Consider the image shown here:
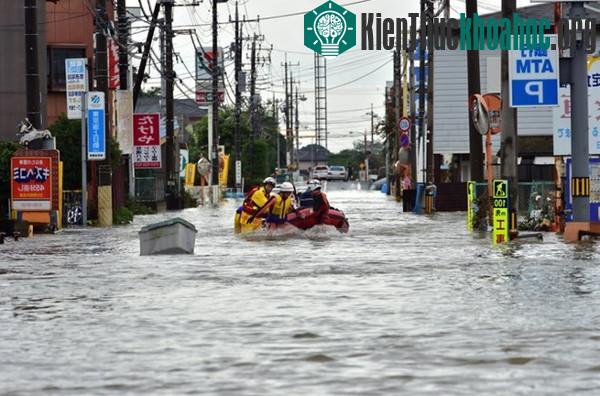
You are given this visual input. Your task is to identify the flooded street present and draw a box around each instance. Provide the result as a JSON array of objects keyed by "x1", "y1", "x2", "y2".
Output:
[{"x1": 2, "y1": 186, "x2": 600, "y2": 395}]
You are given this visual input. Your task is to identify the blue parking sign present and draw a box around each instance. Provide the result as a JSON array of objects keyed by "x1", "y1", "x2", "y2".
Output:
[
  {"x1": 87, "y1": 92, "x2": 106, "y2": 160},
  {"x1": 509, "y1": 35, "x2": 559, "y2": 108}
]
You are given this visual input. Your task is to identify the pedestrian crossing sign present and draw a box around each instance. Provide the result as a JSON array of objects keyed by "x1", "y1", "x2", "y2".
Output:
[{"x1": 493, "y1": 180, "x2": 508, "y2": 199}]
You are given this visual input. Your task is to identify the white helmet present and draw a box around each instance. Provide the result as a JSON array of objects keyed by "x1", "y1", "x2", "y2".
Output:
[
  {"x1": 308, "y1": 179, "x2": 321, "y2": 191},
  {"x1": 280, "y1": 182, "x2": 294, "y2": 193},
  {"x1": 263, "y1": 177, "x2": 276, "y2": 186}
]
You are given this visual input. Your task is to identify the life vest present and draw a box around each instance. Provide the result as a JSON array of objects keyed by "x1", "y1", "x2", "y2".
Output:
[
  {"x1": 242, "y1": 186, "x2": 269, "y2": 214},
  {"x1": 270, "y1": 193, "x2": 293, "y2": 220}
]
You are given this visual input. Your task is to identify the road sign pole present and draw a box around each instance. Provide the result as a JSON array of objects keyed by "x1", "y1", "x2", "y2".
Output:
[{"x1": 81, "y1": 92, "x2": 87, "y2": 227}]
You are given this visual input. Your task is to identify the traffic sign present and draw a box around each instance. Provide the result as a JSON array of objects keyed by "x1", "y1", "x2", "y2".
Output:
[
  {"x1": 509, "y1": 34, "x2": 559, "y2": 107},
  {"x1": 398, "y1": 116, "x2": 411, "y2": 133},
  {"x1": 87, "y1": 92, "x2": 106, "y2": 161},
  {"x1": 399, "y1": 133, "x2": 410, "y2": 149},
  {"x1": 492, "y1": 179, "x2": 509, "y2": 245}
]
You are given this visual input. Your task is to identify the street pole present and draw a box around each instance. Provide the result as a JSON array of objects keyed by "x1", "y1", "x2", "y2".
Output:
[
  {"x1": 426, "y1": 0, "x2": 434, "y2": 185},
  {"x1": 467, "y1": 0, "x2": 484, "y2": 182},
  {"x1": 500, "y1": 0, "x2": 518, "y2": 232},
  {"x1": 418, "y1": 0, "x2": 426, "y2": 184},
  {"x1": 283, "y1": 59, "x2": 290, "y2": 166},
  {"x1": 164, "y1": 0, "x2": 179, "y2": 209},
  {"x1": 409, "y1": 47, "x2": 417, "y2": 184},
  {"x1": 133, "y1": 2, "x2": 161, "y2": 107},
  {"x1": 370, "y1": 103, "x2": 374, "y2": 148},
  {"x1": 24, "y1": 0, "x2": 41, "y2": 129},
  {"x1": 211, "y1": 0, "x2": 220, "y2": 187},
  {"x1": 95, "y1": 0, "x2": 113, "y2": 227},
  {"x1": 117, "y1": 0, "x2": 128, "y2": 89},
  {"x1": 249, "y1": 34, "x2": 257, "y2": 178},
  {"x1": 295, "y1": 89, "x2": 300, "y2": 170},
  {"x1": 569, "y1": 2, "x2": 590, "y2": 223},
  {"x1": 81, "y1": 93, "x2": 88, "y2": 226},
  {"x1": 234, "y1": 1, "x2": 242, "y2": 191}
]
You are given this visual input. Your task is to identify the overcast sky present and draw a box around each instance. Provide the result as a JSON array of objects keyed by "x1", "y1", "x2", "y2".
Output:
[{"x1": 128, "y1": 0, "x2": 533, "y2": 153}]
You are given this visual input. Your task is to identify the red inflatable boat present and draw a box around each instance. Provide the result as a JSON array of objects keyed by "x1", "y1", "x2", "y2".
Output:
[{"x1": 286, "y1": 207, "x2": 350, "y2": 233}]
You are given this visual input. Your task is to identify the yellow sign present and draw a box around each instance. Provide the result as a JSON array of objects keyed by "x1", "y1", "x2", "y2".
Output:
[
  {"x1": 184, "y1": 163, "x2": 196, "y2": 186},
  {"x1": 467, "y1": 181, "x2": 475, "y2": 231},
  {"x1": 492, "y1": 179, "x2": 509, "y2": 245}
]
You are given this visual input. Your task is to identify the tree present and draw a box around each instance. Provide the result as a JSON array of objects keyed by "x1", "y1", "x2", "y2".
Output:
[{"x1": 187, "y1": 103, "x2": 282, "y2": 188}]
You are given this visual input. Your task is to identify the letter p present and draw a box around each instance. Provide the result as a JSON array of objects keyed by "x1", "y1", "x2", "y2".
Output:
[{"x1": 525, "y1": 81, "x2": 544, "y2": 104}]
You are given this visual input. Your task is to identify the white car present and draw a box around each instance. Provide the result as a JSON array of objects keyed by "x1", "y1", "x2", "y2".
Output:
[
  {"x1": 327, "y1": 165, "x2": 347, "y2": 181},
  {"x1": 312, "y1": 165, "x2": 329, "y2": 180}
]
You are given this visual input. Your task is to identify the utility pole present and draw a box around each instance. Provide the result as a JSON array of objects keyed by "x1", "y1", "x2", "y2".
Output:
[
  {"x1": 500, "y1": 0, "x2": 518, "y2": 231},
  {"x1": 117, "y1": 0, "x2": 128, "y2": 89},
  {"x1": 24, "y1": 0, "x2": 41, "y2": 128},
  {"x1": 249, "y1": 33, "x2": 257, "y2": 177},
  {"x1": 409, "y1": 45, "x2": 417, "y2": 184},
  {"x1": 567, "y1": 2, "x2": 591, "y2": 227},
  {"x1": 370, "y1": 103, "x2": 375, "y2": 147},
  {"x1": 211, "y1": 0, "x2": 220, "y2": 187},
  {"x1": 233, "y1": 0, "x2": 242, "y2": 191},
  {"x1": 95, "y1": 0, "x2": 112, "y2": 226},
  {"x1": 467, "y1": 0, "x2": 484, "y2": 182},
  {"x1": 425, "y1": 0, "x2": 434, "y2": 184},
  {"x1": 295, "y1": 88, "x2": 300, "y2": 170},
  {"x1": 283, "y1": 58, "x2": 291, "y2": 166},
  {"x1": 164, "y1": 0, "x2": 179, "y2": 209},
  {"x1": 418, "y1": 0, "x2": 426, "y2": 183}
]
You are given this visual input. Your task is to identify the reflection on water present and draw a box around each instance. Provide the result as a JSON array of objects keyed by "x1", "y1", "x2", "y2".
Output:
[{"x1": 1, "y1": 186, "x2": 600, "y2": 395}]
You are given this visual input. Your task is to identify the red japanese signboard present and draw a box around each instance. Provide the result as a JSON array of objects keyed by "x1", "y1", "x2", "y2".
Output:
[
  {"x1": 108, "y1": 39, "x2": 120, "y2": 90},
  {"x1": 11, "y1": 157, "x2": 52, "y2": 211},
  {"x1": 133, "y1": 113, "x2": 161, "y2": 169}
]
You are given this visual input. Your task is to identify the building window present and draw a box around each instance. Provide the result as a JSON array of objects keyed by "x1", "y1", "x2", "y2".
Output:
[{"x1": 47, "y1": 47, "x2": 86, "y2": 92}]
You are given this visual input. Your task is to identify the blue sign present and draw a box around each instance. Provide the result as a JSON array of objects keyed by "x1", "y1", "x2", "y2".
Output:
[
  {"x1": 87, "y1": 92, "x2": 106, "y2": 161},
  {"x1": 509, "y1": 35, "x2": 559, "y2": 108}
]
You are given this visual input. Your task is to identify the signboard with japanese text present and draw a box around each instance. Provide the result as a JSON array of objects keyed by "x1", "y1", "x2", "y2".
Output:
[
  {"x1": 87, "y1": 92, "x2": 106, "y2": 160},
  {"x1": 509, "y1": 35, "x2": 559, "y2": 107},
  {"x1": 11, "y1": 157, "x2": 52, "y2": 211},
  {"x1": 133, "y1": 113, "x2": 161, "y2": 169},
  {"x1": 65, "y1": 58, "x2": 88, "y2": 119},
  {"x1": 108, "y1": 39, "x2": 120, "y2": 90},
  {"x1": 492, "y1": 179, "x2": 509, "y2": 245},
  {"x1": 116, "y1": 90, "x2": 133, "y2": 154},
  {"x1": 184, "y1": 163, "x2": 196, "y2": 186},
  {"x1": 180, "y1": 149, "x2": 189, "y2": 178},
  {"x1": 553, "y1": 56, "x2": 600, "y2": 155}
]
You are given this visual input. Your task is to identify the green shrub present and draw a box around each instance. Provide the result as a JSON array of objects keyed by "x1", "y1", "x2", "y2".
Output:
[{"x1": 114, "y1": 206, "x2": 134, "y2": 225}]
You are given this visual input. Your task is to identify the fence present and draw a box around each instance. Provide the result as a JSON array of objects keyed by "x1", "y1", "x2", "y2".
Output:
[{"x1": 135, "y1": 176, "x2": 165, "y2": 203}]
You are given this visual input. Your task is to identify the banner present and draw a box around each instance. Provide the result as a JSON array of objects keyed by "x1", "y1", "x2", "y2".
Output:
[
  {"x1": 553, "y1": 56, "x2": 600, "y2": 155},
  {"x1": 11, "y1": 157, "x2": 52, "y2": 211},
  {"x1": 184, "y1": 163, "x2": 196, "y2": 186},
  {"x1": 492, "y1": 179, "x2": 509, "y2": 245},
  {"x1": 116, "y1": 90, "x2": 133, "y2": 154},
  {"x1": 133, "y1": 113, "x2": 161, "y2": 169},
  {"x1": 87, "y1": 92, "x2": 106, "y2": 160},
  {"x1": 108, "y1": 39, "x2": 120, "y2": 90}
]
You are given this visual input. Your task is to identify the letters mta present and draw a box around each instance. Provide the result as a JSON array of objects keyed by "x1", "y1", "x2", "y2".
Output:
[{"x1": 516, "y1": 58, "x2": 554, "y2": 74}]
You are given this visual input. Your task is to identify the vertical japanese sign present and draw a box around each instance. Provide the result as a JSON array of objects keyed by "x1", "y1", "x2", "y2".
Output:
[
  {"x1": 11, "y1": 157, "x2": 52, "y2": 211},
  {"x1": 108, "y1": 39, "x2": 120, "y2": 90},
  {"x1": 133, "y1": 113, "x2": 161, "y2": 168},
  {"x1": 553, "y1": 56, "x2": 600, "y2": 155},
  {"x1": 195, "y1": 47, "x2": 225, "y2": 105},
  {"x1": 467, "y1": 181, "x2": 475, "y2": 231},
  {"x1": 116, "y1": 90, "x2": 133, "y2": 154},
  {"x1": 492, "y1": 179, "x2": 509, "y2": 245},
  {"x1": 184, "y1": 163, "x2": 196, "y2": 186},
  {"x1": 87, "y1": 92, "x2": 106, "y2": 160},
  {"x1": 65, "y1": 58, "x2": 88, "y2": 120}
]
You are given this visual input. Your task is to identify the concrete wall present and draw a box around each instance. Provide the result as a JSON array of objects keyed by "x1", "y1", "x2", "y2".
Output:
[{"x1": 0, "y1": 0, "x2": 47, "y2": 141}]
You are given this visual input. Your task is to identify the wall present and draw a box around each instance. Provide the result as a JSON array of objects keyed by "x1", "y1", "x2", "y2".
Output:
[{"x1": 0, "y1": 0, "x2": 47, "y2": 141}]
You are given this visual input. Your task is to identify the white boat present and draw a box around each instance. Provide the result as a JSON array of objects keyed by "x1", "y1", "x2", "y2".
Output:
[{"x1": 139, "y1": 217, "x2": 197, "y2": 255}]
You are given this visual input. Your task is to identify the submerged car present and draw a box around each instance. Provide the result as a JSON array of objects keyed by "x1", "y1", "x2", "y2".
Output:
[{"x1": 327, "y1": 165, "x2": 347, "y2": 181}]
